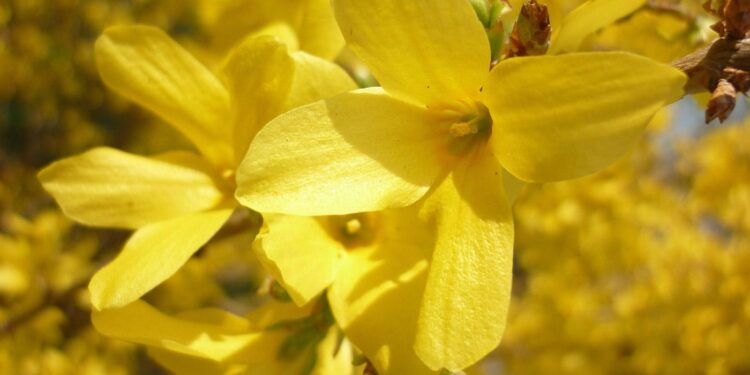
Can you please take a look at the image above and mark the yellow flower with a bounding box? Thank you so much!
[92,299,353,374]
[235,0,686,371]
[255,206,435,374]
[38,25,355,311]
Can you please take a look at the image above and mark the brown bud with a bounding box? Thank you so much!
[724,67,750,91]
[508,0,551,57]
[706,78,736,123]
[703,0,750,38]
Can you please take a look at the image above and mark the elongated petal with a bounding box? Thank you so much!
[298,0,346,60]
[92,301,269,362]
[143,301,314,375]
[333,0,490,105]
[94,302,291,375]
[90,209,233,310]
[222,36,355,165]
[96,25,233,166]
[38,148,228,229]
[236,89,445,216]
[147,350,235,375]
[284,51,357,112]
[255,215,343,306]
[415,151,514,371]
[149,322,351,375]
[222,36,295,164]
[549,0,646,54]
[483,52,686,182]
[244,22,300,52]
[329,240,433,374]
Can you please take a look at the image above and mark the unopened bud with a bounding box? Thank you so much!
[508,0,551,57]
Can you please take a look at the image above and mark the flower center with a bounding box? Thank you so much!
[325,213,379,249]
[435,101,493,156]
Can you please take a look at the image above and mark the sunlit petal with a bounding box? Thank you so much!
[221,36,295,164]
[329,238,433,374]
[333,0,490,105]
[89,209,233,310]
[255,214,343,306]
[95,25,233,166]
[483,52,686,182]
[236,89,445,216]
[38,147,228,229]
[415,151,514,371]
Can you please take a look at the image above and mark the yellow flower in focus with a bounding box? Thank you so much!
[255,206,437,374]
[37,25,355,311]
[236,0,686,371]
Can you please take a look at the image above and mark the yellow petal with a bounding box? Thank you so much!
[146,301,320,374]
[92,300,270,362]
[149,321,351,375]
[503,169,526,204]
[244,21,300,52]
[222,35,355,165]
[415,151,514,371]
[244,299,316,329]
[332,0,490,105]
[148,349,298,375]
[312,326,355,375]
[95,25,233,166]
[89,209,233,310]
[38,147,228,229]
[202,0,343,60]
[147,349,244,375]
[236,89,445,216]
[483,52,686,182]
[329,235,433,374]
[548,0,646,54]
[255,214,343,306]
[284,51,357,112]
[298,0,346,60]
[221,35,295,164]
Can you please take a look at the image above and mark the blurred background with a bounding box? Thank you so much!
[1,0,749,374]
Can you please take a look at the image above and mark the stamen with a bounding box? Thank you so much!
[344,218,362,236]
[449,118,481,137]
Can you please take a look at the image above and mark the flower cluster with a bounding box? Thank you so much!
[29,0,717,374]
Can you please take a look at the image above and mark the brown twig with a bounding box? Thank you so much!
[672,37,750,122]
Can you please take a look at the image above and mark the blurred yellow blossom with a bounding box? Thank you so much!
[0,210,137,375]
[197,0,345,61]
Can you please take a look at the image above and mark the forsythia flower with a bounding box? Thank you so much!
[38,25,354,310]
[255,206,436,373]
[235,0,686,371]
